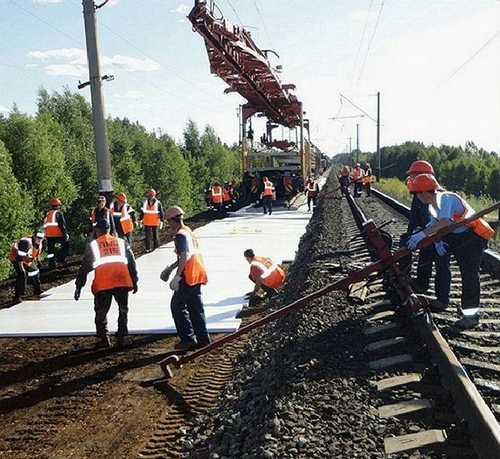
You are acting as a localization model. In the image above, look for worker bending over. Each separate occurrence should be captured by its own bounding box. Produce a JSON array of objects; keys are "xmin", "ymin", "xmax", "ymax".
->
[
  {"xmin": 244, "ymin": 249, "xmax": 286, "ymax": 298},
  {"xmin": 406, "ymin": 174, "xmax": 494, "ymax": 329},
  {"xmin": 90, "ymin": 195, "xmax": 116, "ymax": 238},
  {"xmin": 74, "ymin": 219, "xmax": 138, "ymax": 348},
  {"xmin": 44, "ymin": 198, "xmax": 69, "ymax": 269},
  {"xmin": 305, "ymin": 177, "xmax": 320, "ymax": 211},
  {"xmin": 139, "ymin": 189, "xmax": 164, "ymax": 252},
  {"xmin": 112, "ymin": 193, "xmax": 135, "ymax": 244},
  {"xmin": 261, "ymin": 176, "xmax": 275, "ymax": 215},
  {"xmin": 161, "ymin": 206, "xmax": 210, "ymax": 351},
  {"xmin": 9, "ymin": 232, "xmax": 44, "ymax": 302}
]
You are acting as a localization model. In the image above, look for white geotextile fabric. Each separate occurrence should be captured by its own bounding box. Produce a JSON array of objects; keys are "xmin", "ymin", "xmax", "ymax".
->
[{"xmin": 0, "ymin": 202, "xmax": 314, "ymax": 337}]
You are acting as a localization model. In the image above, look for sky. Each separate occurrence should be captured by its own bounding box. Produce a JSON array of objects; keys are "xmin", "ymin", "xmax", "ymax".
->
[{"xmin": 1, "ymin": 0, "xmax": 500, "ymax": 157}]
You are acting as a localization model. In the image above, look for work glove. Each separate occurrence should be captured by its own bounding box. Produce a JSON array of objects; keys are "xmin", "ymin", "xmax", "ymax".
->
[
  {"xmin": 160, "ymin": 265, "xmax": 173, "ymax": 282},
  {"xmin": 434, "ymin": 241, "xmax": 448, "ymax": 257},
  {"xmin": 132, "ymin": 284, "xmax": 138, "ymax": 294},
  {"xmin": 169, "ymin": 274, "xmax": 181, "ymax": 291},
  {"xmin": 74, "ymin": 288, "xmax": 81, "ymax": 301},
  {"xmin": 407, "ymin": 231, "xmax": 426, "ymax": 251}
]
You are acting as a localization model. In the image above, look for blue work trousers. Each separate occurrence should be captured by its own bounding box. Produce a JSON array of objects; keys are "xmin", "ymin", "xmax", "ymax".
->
[
  {"xmin": 416, "ymin": 244, "xmax": 451, "ymax": 305},
  {"xmin": 170, "ymin": 280, "xmax": 209, "ymax": 344}
]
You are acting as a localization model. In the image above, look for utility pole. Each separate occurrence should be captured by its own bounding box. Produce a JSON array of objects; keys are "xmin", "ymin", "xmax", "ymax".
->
[
  {"xmin": 82, "ymin": 0, "xmax": 113, "ymax": 201},
  {"xmin": 376, "ymin": 91, "xmax": 381, "ymax": 182},
  {"xmin": 356, "ymin": 123, "xmax": 360, "ymax": 164},
  {"xmin": 349, "ymin": 136, "xmax": 352, "ymax": 157},
  {"xmin": 299, "ymin": 102, "xmax": 305, "ymax": 179}
]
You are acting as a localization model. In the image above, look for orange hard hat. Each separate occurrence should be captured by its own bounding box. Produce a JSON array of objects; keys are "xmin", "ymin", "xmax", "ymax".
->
[
  {"xmin": 407, "ymin": 173, "xmax": 439, "ymax": 193},
  {"xmin": 49, "ymin": 198, "xmax": 62, "ymax": 207},
  {"xmin": 116, "ymin": 192, "xmax": 127, "ymax": 203},
  {"xmin": 165, "ymin": 206, "xmax": 184, "ymax": 220},
  {"xmin": 147, "ymin": 189, "xmax": 156, "ymax": 198},
  {"xmin": 406, "ymin": 160, "xmax": 434, "ymax": 176}
]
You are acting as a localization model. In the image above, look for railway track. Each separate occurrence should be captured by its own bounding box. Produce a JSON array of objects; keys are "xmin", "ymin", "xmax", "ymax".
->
[{"xmin": 347, "ymin": 188, "xmax": 500, "ymax": 457}]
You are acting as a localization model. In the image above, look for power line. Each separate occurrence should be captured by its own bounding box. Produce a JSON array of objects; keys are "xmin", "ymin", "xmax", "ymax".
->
[
  {"xmin": 339, "ymin": 93, "xmax": 377, "ymax": 123},
  {"xmin": 439, "ymin": 28, "xmax": 500, "ymax": 86},
  {"xmin": 10, "ymin": 0, "xmax": 82, "ymax": 46},
  {"xmin": 351, "ymin": 0, "xmax": 374, "ymax": 88},
  {"xmin": 253, "ymin": 0, "xmax": 272, "ymax": 47},
  {"xmin": 357, "ymin": 0, "xmax": 385, "ymax": 84},
  {"xmin": 223, "ymin": 0, "xmax": 245, "ymax": 26}
]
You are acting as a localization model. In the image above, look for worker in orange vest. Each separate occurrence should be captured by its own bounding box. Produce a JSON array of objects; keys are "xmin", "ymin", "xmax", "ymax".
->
[
  {"xmin": 112, "ymin": 193, "xmax": 135, "ymax": 244},
  {"xmin": 74, "ymin": 219, "xmax": 138, "ymax": 348},
  {"xmin": 161, "ymin": 206, "xmax": 210, "ymax": 351},
  {"xmin": 222, "ymin": 183, "xmax": 232, "ymax": 210},
  {"xmin": 261, "ymin": 176, "xmax": 275, "ymax": 215},
  {"xmin": 244, "ymin": 249, "xmax": 286, "ymax": 298},
  {"xmin": 406, "ymin": 173, "xmax": 494, "ymax": 329},
  {"xmin": 351, "ymin": 163, "xmax": 364, "ymax": 197},
  {"xmin": 363, "ymin": 163, "xmax": 373, "ymax": 196},
  {"xmin": 43, "ymin": 198, "xmax": 69, "ymax": 269},
  {"xmin": 139, "ymin": 189, "xmax": 164, "ymax": 252},
  {"xmin": 90, "ymin": 195, "xmax": 116, "ymax": 238},
  {"xmin": 9, "ymin": 232, "xmax": 44, "ymax": 302},
  {"xmin": 305, "ymin": 177, "xmax": 320, "ymax": 211},
  {"xmin": 210, "ymin": 182, "xmax": 224, "ymax": 213}
]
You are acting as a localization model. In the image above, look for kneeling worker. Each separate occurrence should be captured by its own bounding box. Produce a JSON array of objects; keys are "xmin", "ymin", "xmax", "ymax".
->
[
  {"xmin": 161, "ymin": 206, "xmax": 210, "ymax": 351},
  {"xmin": 244, "ymin": 249, "xmax": 286, "ymax": 298},
  {"xmin": 406, "ymin": 174, "xmax": 494, "ymax": 329},
  {"xmin": 74, "ymin": 219, "xmax": 138, "ymax": 347}
]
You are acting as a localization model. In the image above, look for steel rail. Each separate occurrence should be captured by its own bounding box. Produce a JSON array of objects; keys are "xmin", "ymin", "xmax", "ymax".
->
[{"xmin": 364, "ymin": 187, "xmax": 500, "ymax": 458}]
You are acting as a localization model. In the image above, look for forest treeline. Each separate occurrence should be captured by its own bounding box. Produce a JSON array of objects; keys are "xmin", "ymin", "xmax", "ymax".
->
[
  {"xmin": 0, "ymin": 88, "xmax": 241, "ymax": 279},
  {"xmin": 333, "ymin": 141, "xmax": 500, "ymax": 201}
]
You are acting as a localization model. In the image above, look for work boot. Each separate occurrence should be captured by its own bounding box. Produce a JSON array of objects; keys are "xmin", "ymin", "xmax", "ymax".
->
[
  {"xmin": 454, "ymin": 314, "xmax": 480, "ymax": 330},
  {"xmin": 96, "ymin": 335, "xmax": 111, "ymax": 349},
  {"xmin": 174, "ymin": 340, "xmax": 197, "ymax": 351}
]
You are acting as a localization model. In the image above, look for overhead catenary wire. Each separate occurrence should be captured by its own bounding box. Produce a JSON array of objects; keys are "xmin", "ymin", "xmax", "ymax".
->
[
  {"xmin": 351, "ymin": 0, "xmax": 375, "ymax": 89},
  {"xmin": 222, "ymin": 0, "xmax": 245, "ymax": 26},
  {"xmin": 356, "ymin": 0, "xmax": 385, "ymax": 85},
  {"xmin": 253, "ymin": 0, "xmax": 273, "ymax": 47}
]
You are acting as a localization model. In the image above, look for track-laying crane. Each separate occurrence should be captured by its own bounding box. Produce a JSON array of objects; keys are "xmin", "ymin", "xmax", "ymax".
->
[{"xmin": 187, "ymin": 0, "xmax": 324, "ymax": 199}]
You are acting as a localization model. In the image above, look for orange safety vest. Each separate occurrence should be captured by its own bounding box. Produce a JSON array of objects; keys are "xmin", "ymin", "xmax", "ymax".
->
[
  {"xmin": 283, "ymin": 176, "xmax": 293, "ymax": 193},
  {"xmin": 9, "ymin": 238, "xmax": 42, "ymax": 277},
  {"xmin": 44, "ymin": 210, "xmax": 64, "ymax": 238},
  {"xmin": 307, "ymin": 182, "xmax": 317, "ymax": 198},
  {"xmin": 447, "ymin": 192, "xmax": 495, "ymax": 241},
  {"xmin": 90, "ymin": 234, "xmax": 134, "ymax": 294},
  {"xmin": 113, "ymin": 203, "xmax": 134, "ymax": 235},
  {"xmin": 176, "ymin": 227, "xmax": 208, "ymax": 286},
  {"xmin": 142, "ymin": 200, "xmax": 161, "ymax": 227},
  {"xmin": 211, "ymin": 186, "xmax": 223, "ymax": 204},
  {"xmin": 250, "ymin": 256, "xmax": 286, "ymax": 289},
  {"xmin": 262, "ymin": 181, "xmax": 274, "ymax": 197},
  {"xmin": 223, "ymin": 188, "xmax": 231, "ymax": 203}
]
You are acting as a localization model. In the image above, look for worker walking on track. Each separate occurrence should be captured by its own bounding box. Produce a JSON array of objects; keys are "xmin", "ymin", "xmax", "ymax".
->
[
  {"xmin": 261, "ymin": 176, "xmax": 275, "ymax": 215},
  {"xmin": 9, "ymin": 232, "xmax": 44, "ymax": 302},
  {"xmin": 74, "ymin": 219, "xmax": 138, "ymax": 348},
  {"xmin": 161, "ymin": 206, "xmax": 210, "ymax": 351},
  {"xmin": 43, "ymin": 198, "xmax": 69, "ymax": 269},
  {"xmin": 363, "ymin": 163, "xmax": 373, "ymax": 197},
  {"xmin": 112, "ymin": 193, "xmax": 135, "ymax": 244},
  {"xmin": 139, "ymin": 189, "xmax": 164, "ymax": 252},
  {"xmin": 352, "ymin": 163, "xmax": 364, "ymax": 197},
  {"xmin": 339, "ymin": 166, "xmax": 350, "ymax": 196},
  {"xmin": 244, "ymin": 249, "xmax": 286, "ymax": 298},
  {"xmin": 305, "ymin": 177, "xmax": 320, "ymax": 211},
  {"xmin": 90, "ymin": 195, "xmax": 116, "ymax": 238},
  {"xmin": 406, "ymin": 173, "xmax": 494, "ymax": 329},
  {"xmin": 400, "ymin": 161, "xmax": 451, "ymax": 310},
  {"xmin": 210, "ymin": 182, "xmax": 224, "ymax": 213}
]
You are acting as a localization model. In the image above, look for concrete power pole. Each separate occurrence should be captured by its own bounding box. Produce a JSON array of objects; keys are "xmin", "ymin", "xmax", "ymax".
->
[
  {"xmin": 82, "ymin": 0, "xmax": 113, "ymax": 200},
  {"xmin": 299, "ymin": 102, "xmax": 305, "ymax": 179},
  {"xmin": 376, "ymin": 91, "xmax": 381, "ymax": 182},
  {"xmin": 356, "ymin": 123, "xmax": 360, "ymax": 164}
]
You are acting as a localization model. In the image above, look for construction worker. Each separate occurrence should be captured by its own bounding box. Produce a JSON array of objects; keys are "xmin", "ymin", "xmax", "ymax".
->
[
  {"xmin": 161, "ymin": 206, "xmax": 210, "ymax": 351},
  {"xmin": 261, "ymin": 176, "xmax": 275, "ymax": 215},
  {"xmin": 139, "ymin": 189, "xmax": 164, "ymax": 252},
  {"xmin": 210, "ymin": 182, "xmax": 223, "ymax": 213},
  {"xmin": 351, "ymin": 163, "xmax": 364, "ymax": 197},
  {"xmin": 400, "ymin": 161, "xmax": 451, "ymax": 310},
  {"xmin": 339, "ymin": 166, "xmax": 350, "ymax": 196},
  {"xmin": 363, "ymin": 163, "xmax": 373, "ymax": 196},
  {"xmin": 112, "ymin": 193, "xmax": 135, "ymax": 244},
  {"xmin": 243, "ymin": 249, "xmax": 286, "ymax": 298},
  {"xmin": 74, "ymin": 219, "xmax": 138, "ymax": 348},
  {"xmin": 9, "ymin": 232, "xmax": 44, "ymax": 302},
  {"xmin": 305, "ymin": 177, "xmax": 320, "ymax": 211},
  {"xmin": 90, "ymin": 195, "xmax": 116, "ymax": 238},
  {"xmin": 406, "ymin": 174, "xmax": 494, "ymax": 329},
  {"xmin": 222, "ymin": 183, "xmax": 232, "ymax": 210},
  {"xmin": 43, "ymin": 198, "xmax": 69, "ymax": 269}
]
